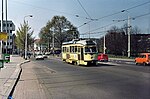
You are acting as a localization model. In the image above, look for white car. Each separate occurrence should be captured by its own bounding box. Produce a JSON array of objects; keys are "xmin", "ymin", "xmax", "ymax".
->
[
  {"xmin": 35, "ymin": 54, "xmax": 44, "ymax": 60},
  {"xmin": 43, "ymin": 54, "xmax": 48, "ymax": 58}
]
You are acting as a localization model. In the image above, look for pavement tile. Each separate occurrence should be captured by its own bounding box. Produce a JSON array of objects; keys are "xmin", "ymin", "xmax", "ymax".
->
[{"xmin": 0, "ymin": 55, "xmax": 25, "ymax": 99}]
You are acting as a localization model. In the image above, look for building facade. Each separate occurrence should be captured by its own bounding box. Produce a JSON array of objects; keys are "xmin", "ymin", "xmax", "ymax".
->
[
  {"xmin": 0, "ymin": 20, "xmax": 15, "ymax": 54},
  {"xmin": 99, "ymin": 33, "xmax": 150, "ymax": 56},
  {"xmin": 34, "ymin": 39, "xmax": 46, "ymax": 52},
  {"xmin": 132, "ymin": 34, "xmax": 150, "ymax": 53}
]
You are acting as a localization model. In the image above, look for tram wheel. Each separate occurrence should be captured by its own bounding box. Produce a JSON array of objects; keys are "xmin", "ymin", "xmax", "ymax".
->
[{"xmin": 75, "ymin": 61, "xmax": 80, "ymax": 66}]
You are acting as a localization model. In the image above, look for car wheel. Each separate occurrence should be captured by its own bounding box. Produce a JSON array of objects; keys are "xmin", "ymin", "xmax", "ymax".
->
[
  {"xmin": 143, "ymin": 62, "xmax": 146, "ymax": 66},
  {"xmin": 135, "ymin": 62, "xmax": 138, "ymax": 65},
  {"xmin": 75, "ymin": 61, "xmax": 80, "ymax": 66}
]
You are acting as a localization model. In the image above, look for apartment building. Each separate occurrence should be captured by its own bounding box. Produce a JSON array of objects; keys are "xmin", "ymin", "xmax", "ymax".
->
[
  {"xmin": 132, "ymin": 34, "xmax": 150, "ymax": 53},
  {"xmin": 0, "ymin": 20, "xmax": 15, "ymax": 54}
]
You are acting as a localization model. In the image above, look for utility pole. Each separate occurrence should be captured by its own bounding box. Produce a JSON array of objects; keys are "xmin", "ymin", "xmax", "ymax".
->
[
  {"xmin": 127, "ymin": 13, "xmax": 131, "ymax": 58},
  {"xmin": 121, "ymin": 10, "xmax": 131, "ymax": 58},
  {"xmin": 5, "ymin": 0, "xmax": 8, "ymax": 54},
  {"xmin": 0, "ymin": 0, "xmax": 4, "ymax": 59},
  {"xmin": 88, "ymin": 23, "xmax": 90, "ymax": 39},
  {"xmin": 52, "ymin": 28, "xmax": 55, "ymax": 56},
  {"xmin": 103, "ymin": 35, "xmax": 106, "ymax": 54},
  {"xmin": 1, "ymin": 0, "xmax": 4, "ymax": 32},
  {"xmin": 103, "ymin": 27, "xmax": 107, "ymax": 54},
  {"xmin": 48, "ymin": 29, "xmax": 51, "ymax": 52},
  {"xmin": 25, "ymin": 21, "xmax": 28, "ymax": 59},
  {"xmin": 0, "ymin": 0, "xmax": 4, "ymax": 70}
]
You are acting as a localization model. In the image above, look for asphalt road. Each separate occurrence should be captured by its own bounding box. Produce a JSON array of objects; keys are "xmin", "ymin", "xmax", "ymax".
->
[{"xmin": 30, "ymin": 57, "xmax": 150, "ymax": 99}]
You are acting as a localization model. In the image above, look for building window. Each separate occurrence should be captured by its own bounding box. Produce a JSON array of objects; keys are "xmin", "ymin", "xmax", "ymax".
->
[
  {"xmin": 10, "ymin": 24, "xmax": 12, "ymax": 27},
  {"xmin": 3, "ymin": 23, "xmax": 6, "ymax": 27},
  {"xmin": 3, "ymin": 42, "xmax": 6, "ymax": 45},
  {"xmin": 9, "ymin": 36, "xmax": 12, "ymax": 39}
]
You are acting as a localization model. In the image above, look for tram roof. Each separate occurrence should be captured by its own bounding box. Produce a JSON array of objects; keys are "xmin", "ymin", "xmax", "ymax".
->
[{"xmin": 62, "ymin": 39, "xmax": 96, "ymax": 46}]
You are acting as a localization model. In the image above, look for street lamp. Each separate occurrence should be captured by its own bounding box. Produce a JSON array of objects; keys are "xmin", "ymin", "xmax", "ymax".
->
[{"xmin": 24, "ymin": 15, "xmax": 33, "ymax": 60}]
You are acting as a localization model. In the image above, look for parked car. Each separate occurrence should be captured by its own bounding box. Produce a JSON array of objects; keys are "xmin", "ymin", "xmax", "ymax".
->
[
  {"xmin": 43, "ymin": 54, "xmax": 48, "ymax": 58},
  {"xmin": 35, "ymin": 53, "xmax": 44, "ymax": 60},
  {"xmin": 45, "ymin": 52, "xmax": 51, "ymax": 55},
  {"xmin": 135, "ymin": 53, "xmax": 150, "ymax": 65},
  {"xmin": 97, "ymin": 53, "xmax": 108, "ymax": 62},
  {"xmin": 54, "ymin": 50, "xmax": 61, "ymax": 54}
]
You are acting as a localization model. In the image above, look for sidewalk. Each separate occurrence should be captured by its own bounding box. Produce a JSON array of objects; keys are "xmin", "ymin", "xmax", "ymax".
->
[
  {"xmin": 0, "ymin": 55, "xmax": 27, "ymax": 99},
  {"xmin": 12, "ymin": 59, "xmax": 49, "ymax": 99}
]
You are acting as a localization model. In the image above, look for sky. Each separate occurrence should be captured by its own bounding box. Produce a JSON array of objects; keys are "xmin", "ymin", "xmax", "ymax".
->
[{"xmin": 1, "ymin": 0, "xmax": 150, "ymax": 38}]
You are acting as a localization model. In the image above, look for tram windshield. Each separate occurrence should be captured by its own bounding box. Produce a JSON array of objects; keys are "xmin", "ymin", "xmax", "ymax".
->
[{"xmin": 85, "ymin": 47, "xmax": 97, "ymax": 53}]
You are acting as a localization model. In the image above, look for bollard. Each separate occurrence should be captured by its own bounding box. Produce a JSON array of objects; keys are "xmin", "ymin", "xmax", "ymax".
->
[
  {"xmin": 0, "ymin": 59, "xmax": 4, "ymax": 68},
  {"xmin": 8, "ymin": 96, "xmax": 13, "ymax": 99}
]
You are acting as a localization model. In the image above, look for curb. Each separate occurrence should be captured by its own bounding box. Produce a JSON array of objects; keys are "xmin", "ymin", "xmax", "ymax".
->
[
  {"xmin": 2, "ymin": 60, "xmax": 30, "ymax": 99},
  {"xmin": 109, "ymin": 58, "xmax": 134, "ymax": 62}
]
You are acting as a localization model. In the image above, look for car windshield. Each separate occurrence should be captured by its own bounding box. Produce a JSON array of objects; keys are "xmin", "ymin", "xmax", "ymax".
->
[
  {"xmin": 85, "ymin": 47, "xmax": 97, "ymax": 53},
  {"xmin": 149, "ymin": 55, "xmax": 150, "ymax": 59},
  {"xmin": 139, "ymin": 55, "xmax": 146, "ymax": 58}
]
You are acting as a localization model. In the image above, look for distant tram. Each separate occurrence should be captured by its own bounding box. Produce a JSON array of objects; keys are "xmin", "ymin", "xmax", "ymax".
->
[{"xmin": 62, "ymin": 39, "xmax": 98, "ymax": 65}]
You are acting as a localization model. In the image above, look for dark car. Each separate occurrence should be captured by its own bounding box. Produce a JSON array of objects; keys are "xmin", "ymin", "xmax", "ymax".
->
[{"xmin": 54, "ymin": 50, "xmax": 61, "ymax": 54}]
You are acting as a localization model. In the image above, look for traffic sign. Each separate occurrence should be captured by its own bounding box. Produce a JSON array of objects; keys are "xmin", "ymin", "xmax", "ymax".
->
[{"xmin": 0, "ymin": 32, "xmax": 8, "ymax": 41}]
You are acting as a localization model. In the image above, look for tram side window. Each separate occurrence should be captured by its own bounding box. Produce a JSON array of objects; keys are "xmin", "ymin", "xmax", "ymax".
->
[
  {"xmin": 63, "ymin": 47, "xmax": 66, "ymax": 52},
  {"xmin": 70, "ymin": 46, "xmax": 72, "ymax": 53},
  {"xmin": 72, "ymin": 46, "xmax": 75, "ymax": 53},
  {"xmin": 67, "ymin": 47, "xmax": 69, "ymax": 52},
  {"xmin": 64, "ymin": 47, "xmax": 67, "ymax": 52},
  {"xmin": 65, "ymin": 47, "xmax": 67, "ymax": 52},
  {"xmin": 62, "ymin": 47, "xmax": 65, "ymax": 52},
  {"xmin": 70, "ymin": 46, "xmax": 75, "ymax": 53},
  {"xmin": 75, "ymin": 46, "xmax": 77, "ymax": 52},
  {"xmin": 78, "ymin": 47, "xmax": 80, "ymax": 52}
]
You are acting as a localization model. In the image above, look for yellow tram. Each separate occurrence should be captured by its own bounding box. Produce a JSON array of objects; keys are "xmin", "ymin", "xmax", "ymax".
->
[{"xmin": 62, "ymin": 39, "xmax": 98, "ymax": 65}]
